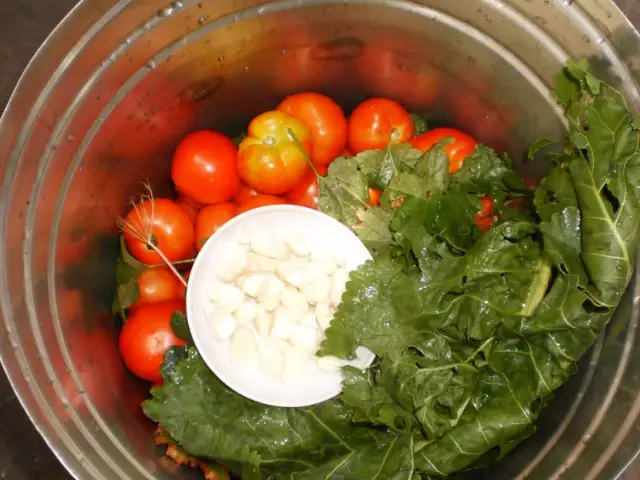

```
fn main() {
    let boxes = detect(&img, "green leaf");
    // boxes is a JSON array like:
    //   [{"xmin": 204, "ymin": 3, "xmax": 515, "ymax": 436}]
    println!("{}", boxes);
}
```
[
  {"xmin": 111, "ymin": 236, "xmax": 146, "ymax": 317},
  {"xmin": 415, "ymin": 147, "xmax": 450, "ymax": 195},
  {"xmin": 386, "ymin": 146, "xmax": 450, "ymax": 198},
  {"xmin": 319, "ymin": 260, "xmax": 425, "ymax": 359},
  {"xmin": 451, "ymin": 145, "xmax": 528, "ymax": 194},
  {"xmin": 170, "ymin": 311, "xmax": 193, "ymax": 345},
  {"xmin": 410, "ymin": 112, "xmax": 429, "ymax": 136},
  {"xmin": 319, "ymin": 145, "xmax": 424, "ymax": 250},
  {"xmin": 161, "ymin": 346, "xmax": 189, "ymax": 380},
  {"xmin": 352, "ymin": 206, "xmax": 394, "ymax": 253},
  {"xmin": 340, "ymin": 365, "xmax": 414, "ymax": 431},
  {"xmin": 352, "ymin": 150, "xmax": 387, "ymax": 188},
  {"xmin": 361, "ymin": 145, "xmax": 424, "ymax": 190},
  {"xmin": 502, "ymin": 273, "xmax": 610, "ymax": 337},
  {"xmin": 538, "ymin": 207, "xmax": 588, "ymax": 284},
  {"xmin": 276, "ymin": 432, "xmax": 417, "ymax": 480},
  {"xmin": 560, "ymin": 62, "xmax": 640, "ymax": 306},
  {"xmin": 319, "ymin": 156, "xmax": 369, "ymax": 226},
  {"xmin": 392, "ymin": 194, "xmax": 480, "ymax": 254},
  {"xmin": 144, "ymin": 348, "xmax": 417, "ymax": 479},
  {"xmin": 379, "ymin": 346, "xmax": 479, "ymax": 440},
  {"xmin": 527, "ymin": 137, "xmax": 556, "ymax": 161},
  {"xmin": 554, "ymin": 63, "xmax": 581, "ymax": 107},
  {"xmin": 534, "ymin": 163, "xmax": 578, "ymax": 222}
]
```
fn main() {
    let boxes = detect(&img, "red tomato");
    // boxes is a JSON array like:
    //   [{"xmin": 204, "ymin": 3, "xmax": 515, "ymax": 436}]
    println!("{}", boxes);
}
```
[
  {"xmin": 475, "ymin": 216, "xmax": 495, "ymax": 232},
  {"xmin": 175, "ymin": 196, "xmax": 200, "ymax": 224},
  {"xmin": 479, "ymin": 196, "xmax": 494, "ymax": 217},
  {"xmin": 286, "ymin": 166, "xmax": 328, "ymax": 210},
  {"xmin": 277, "ymin": 92, "xmax": 348, "ymax": 168},
  {"xmin": 171, "ymin": 131, "xmax": 240, "ymax": 205},
  {"xmin": 233, "ymin": 184, "xmax": 259, "ymax": 205},
  {"xmin": 348, "ymin": 98, "xmax": 414, "ymax": 154},
  {"xmin": 237, "ymin": 194, "xmax": 286, "ymax": 215},
  {"xmin": 194, "ymin": 202, "xmax": 238, "ymax": 250},
  {"xmin": 368, "ymin": 188, "xmax": 382, "ymax": 207},
  {"xmin": 130, "ymin": 268, "xmax": 185, "ymax": 309},
  {"xmin": 341, "ymin": 149, "xmax": 352, "ymax": 158},
  {"xmin": 413, "ymin": 128, "xmax": 478, "ymax": 174},
  {"xmin": 238, "ymin": 111, "xmax": 312, "ymax": 195},
  {"xmin": 122, "ymin": 198, "xmax": 195, "ymax": 264},
  {"xmin": 522, "ymin": 174, "xmax": 539, "ymax": 191},
  {"xmin": 118, "ymin": 300, "xmax": 185, "ymax": 383},
  {"xmin": 474, "ymin": 196, "xmax": 495, "ymax": 232}
]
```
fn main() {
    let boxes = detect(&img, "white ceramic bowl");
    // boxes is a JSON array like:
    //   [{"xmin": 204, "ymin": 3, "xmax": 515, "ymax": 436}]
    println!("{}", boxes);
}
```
[{"xmin": 186, "ymin": 205, "xmax": 375, "ymax": 407}]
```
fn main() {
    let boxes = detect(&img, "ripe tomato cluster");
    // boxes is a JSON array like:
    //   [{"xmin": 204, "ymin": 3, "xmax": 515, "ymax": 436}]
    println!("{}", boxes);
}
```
[{"xmin": 116, "ymin": 92, "xmax": 483, "ymax": 385}]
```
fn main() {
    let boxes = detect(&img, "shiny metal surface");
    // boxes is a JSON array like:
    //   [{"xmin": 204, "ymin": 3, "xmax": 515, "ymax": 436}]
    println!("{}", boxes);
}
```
[{"xmin": 0, "ymin": 1, "xmax": 639, "ymax": 479}]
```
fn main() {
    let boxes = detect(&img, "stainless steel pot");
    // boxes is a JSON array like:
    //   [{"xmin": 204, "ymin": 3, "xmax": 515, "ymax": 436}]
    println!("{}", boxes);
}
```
[{"xmin": 1, "ymin": 0, "xmax": 639, "ymax": 478}]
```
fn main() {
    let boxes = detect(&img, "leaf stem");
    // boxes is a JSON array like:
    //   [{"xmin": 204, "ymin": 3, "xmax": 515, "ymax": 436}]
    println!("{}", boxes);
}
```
[
  {"xmin": 464, "ymin": 337, "xmax": 494, "ymax": 364},
  {"xmin": 147, "ymin": 258, "xmax": 195, "ymax": 269},
  {"xmin": 149, "ymin": 246, "xmax": 189, "ymax": 288},
  {"xmin": 117, "ymin": 184, "xmax": 189, "ymax": 288},
  {"xmin": 287, "ymin": 128, "xmax": 323, "ymax": 180}
]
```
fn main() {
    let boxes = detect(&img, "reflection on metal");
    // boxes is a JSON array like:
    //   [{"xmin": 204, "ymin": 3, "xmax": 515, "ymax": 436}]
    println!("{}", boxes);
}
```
[{"xmin": 0, "ymin": 0, "xmax": 639, "ymax": 479}]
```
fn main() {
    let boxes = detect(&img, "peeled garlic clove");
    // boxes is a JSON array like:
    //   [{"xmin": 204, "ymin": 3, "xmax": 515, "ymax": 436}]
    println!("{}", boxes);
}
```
[
  {"xmin": 276, "ymin": 261, "xmax": 307, "ymax": 289},
  {"xmin": 282, "ymin": 346, "xmax": 311, "ymax": 385},
  {"xmin": 234, "ymin": 299, "xmax": 260, "ymax": 326},
  {"xmin": 315, "ymin": 303, "xmax": 334, "ymax": 331},
  {"xmin": 330, "ymin": 269, "xmax": 349, "ymax": 308},
  {"xmin": 301, "ymin": 311, "xmax": 318, "ymax": 328},
  {"xmin": 284, "ymin": 231, "xmax": 310, "ymax": 257},
  {"xmin": 270, "ymin": 307, "xmax": 295, "ymax": 340},
  {"xmin": 333, "ymin": 253, "xmax": 346, "ymax": 268},
  {"xmin": 301, "ymin": 274, "xmax": 332, "ymax": 305},
  {"xmin": 210, "ymin": 283, "xmax": 245, "ymax": 312},
  {"xmin": 310, "ymin": 249, "xmax": 336, "ymax": 267},
  {"xmin": 316, "ymin": 355, "xmax": 343, "ymax": 374},
  {"xmin": 290, "ymin": 325, "xmax": 320, "ymax": 351},
  {"xmin": 208, "ymin": 306, "xmax": 237, "ymax": 341},
  {"xmin": 250, "ymin": 234, "xmax": 288, "ymax": 259},
  {"xmin": 281, "ymin": 286, "xmax": 308, "ymax": 315},
  {"xmin": 263, "ymin": 296, "xmax": 280, "ymax": 312},
  {"xmin": 237, "ymin": 272, "xmax": 266, "ymax": 298},
  {"xmin": 259, "ymin": 339, "xmax": 285, "ymax": 379},
  {"xmin": 258, "ymin": 276, "xmax": 285, "ymax": 303},
  {"xmin": 249, "ymin": 252, "xmax": 278, "ymax": 273},
  {"xmin": 215, "ymin": 243, "xmax": 249, "ymax": 282},
  {"xmin": 254, "ymin": 309, "xmax": 273, "ymax": 337},
  {"xmin": 229, "ymin": 328, "xmax": 258, "ymax": 366},
  {"xmin": 306, "ymin": 262, "xmax": 329, "ymax": 280},
  {"xmin": 284, "ymin": 270, "xmax": 306, "ymax": 289},
  {"xmin": 236, "ymin": 228, "xmax": 251, "ymax": 245}
]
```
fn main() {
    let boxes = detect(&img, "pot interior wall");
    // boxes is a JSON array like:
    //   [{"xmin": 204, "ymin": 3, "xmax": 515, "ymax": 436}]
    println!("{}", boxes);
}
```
[{"xmin": 2, "ymin": 1, "xmax": 639, "ymax": 479}]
